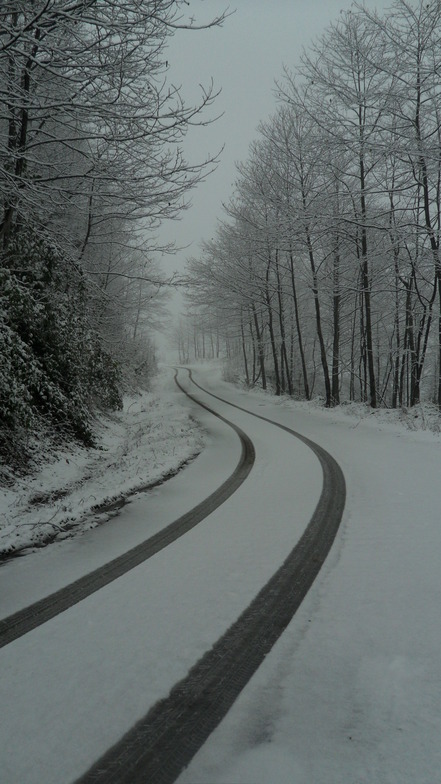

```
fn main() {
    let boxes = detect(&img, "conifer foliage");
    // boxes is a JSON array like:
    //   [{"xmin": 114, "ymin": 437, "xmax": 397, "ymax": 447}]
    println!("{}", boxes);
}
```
[{"xmin": 0, "ymin": 230, "xmax": 121, "ymax": 467}]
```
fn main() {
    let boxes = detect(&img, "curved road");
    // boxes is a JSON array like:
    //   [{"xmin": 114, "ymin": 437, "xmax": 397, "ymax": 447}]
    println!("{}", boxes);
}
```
[
  {"xmin": 0, "ymin": 368, "xmax": 345, "ymax": 784},
  {"xmin": 0, "ymin": 372, "xmax": 255, "ymax": 649},
  {"xmin": 75, "ymin": 369, "xmax": 346, "ymax": 784}
]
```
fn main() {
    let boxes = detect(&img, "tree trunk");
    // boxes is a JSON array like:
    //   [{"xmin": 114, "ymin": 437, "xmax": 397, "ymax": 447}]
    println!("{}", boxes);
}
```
[
  {"xmin": 240, "ymin": 312, "xmax": 250, "ymax": 385},
  {"xmin": 306, "ymin": 231, "xmax": 331, "ymax": 405},
  {"xmin": 275, "ymin": 249, "xmax": 292, "ymax": 395},
  {"xmin": 331, "ymin": 241, "xmax": 340, "ymax": 405},
  {"xmin": 288, "ymin": 249, "xmax": 310, "ymax": 399},
  {"xmin": 359, "ymin": 151, "xmax": 377, "ymax": 408},
  {"xmin": 251, "ymin": 303, "xmax": 267, "ymax": 390},
  {"xmin": 265, "ymin": 260, "xmax": 281, "ymax": 395}
]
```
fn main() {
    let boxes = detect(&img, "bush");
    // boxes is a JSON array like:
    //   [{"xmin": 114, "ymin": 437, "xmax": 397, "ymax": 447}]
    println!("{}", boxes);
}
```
[{"xmin": 0, "ymin": 230, "xmax": 122, "ymax": 467}]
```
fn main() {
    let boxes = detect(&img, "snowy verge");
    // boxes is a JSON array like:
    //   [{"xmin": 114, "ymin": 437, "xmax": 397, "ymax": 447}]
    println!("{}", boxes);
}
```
[
  {"xmin": 0, "ymin": 370, "xmax": 205, "ymax": 559},
  {"xmin": 220, "ymin": 363, "xmax": 441, "ymax": 437}
]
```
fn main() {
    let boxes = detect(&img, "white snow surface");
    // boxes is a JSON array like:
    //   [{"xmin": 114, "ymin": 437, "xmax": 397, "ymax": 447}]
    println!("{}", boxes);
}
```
[
  {"xmin": 0, "ymin": 370, "xmax": 205, "ymax": 558},
  {"xmin": 1, "ymin": 363, "xmax": 440, "ymax": 784}
]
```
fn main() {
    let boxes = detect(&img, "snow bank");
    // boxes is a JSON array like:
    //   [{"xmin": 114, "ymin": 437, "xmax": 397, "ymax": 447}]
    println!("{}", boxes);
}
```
[{"xmin": 0, "ymin": 370, "xmax": 205, "ymax": 558}]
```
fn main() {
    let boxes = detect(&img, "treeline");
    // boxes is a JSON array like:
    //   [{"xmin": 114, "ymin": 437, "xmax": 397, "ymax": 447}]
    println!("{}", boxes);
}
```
[
  {"xmin": 0, "ymin": 1, "xmax": 224, "ymax": 470},
  {"xmin": 186, "ymin": 0, "xmax": 441, "ymax": 408}
]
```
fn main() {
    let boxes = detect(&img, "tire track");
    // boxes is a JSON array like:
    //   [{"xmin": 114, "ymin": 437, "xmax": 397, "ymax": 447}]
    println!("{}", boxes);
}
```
[
  {"xmin": 74, "ymin": 370, "xmax": 346, "ymax": 784},
  {"xmin": 0, "ymin": 371, "xmax": 255, "ymax": 649}
]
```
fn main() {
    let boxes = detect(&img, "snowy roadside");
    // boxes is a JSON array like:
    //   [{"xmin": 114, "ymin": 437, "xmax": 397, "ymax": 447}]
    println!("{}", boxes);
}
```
[
  {"xmin": 223, "ymin": 365, "xmax": 441, "ymax": 437},
  {"xmin": 0, "ymin": 370, "xmax": 205, "ymax": 559}
]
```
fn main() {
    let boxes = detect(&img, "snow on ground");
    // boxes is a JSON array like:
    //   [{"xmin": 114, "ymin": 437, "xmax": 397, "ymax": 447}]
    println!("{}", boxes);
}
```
[
  {"xmin": 177, "ymin": 365, "xmax": 441, "ymax": 784},
  {"xmin": 1, "ymin": 362, "xmax": 441, "ymax": 784},
  {"xmin": 0, "ymin": 369, "xmax": 205, "ymax": 558},
  {"xmin": 0, "ymin": 366, "xmax": 324, "ymax": 784}
]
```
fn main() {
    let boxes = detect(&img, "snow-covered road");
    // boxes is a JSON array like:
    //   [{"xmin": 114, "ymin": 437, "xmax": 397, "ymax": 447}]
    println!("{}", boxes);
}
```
[
  {"xmin": 178, "ymin": 370, "xmax": 441, "ymax": 784},
  {"xmin": 1, "ymin": 367, "xmax": 326, "ymax": 784},
  {"xmin": 2, "ymin": 365, "xmax": 440, "ymax": 784}
]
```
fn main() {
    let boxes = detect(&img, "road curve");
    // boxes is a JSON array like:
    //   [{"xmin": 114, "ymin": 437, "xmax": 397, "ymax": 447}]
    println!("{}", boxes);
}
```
[
  {"xmin": 0, "ymin": 371, "xmax": 255, "ymax": 649},
  {"xmin": 74, "ymin": 370, "xmax": 346, "ymax": 784}
]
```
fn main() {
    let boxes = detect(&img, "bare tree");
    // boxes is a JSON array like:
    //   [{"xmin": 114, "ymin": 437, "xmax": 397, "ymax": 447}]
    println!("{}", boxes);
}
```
[{"xmin": 0, "ymin": 0, "xmax": 227, "ymax": 250}]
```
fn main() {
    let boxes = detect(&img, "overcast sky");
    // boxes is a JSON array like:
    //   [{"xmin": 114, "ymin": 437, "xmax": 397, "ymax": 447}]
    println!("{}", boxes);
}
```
[{"xmin": 158, "ymin": 0, "xmax": 392, "ymax": 291}]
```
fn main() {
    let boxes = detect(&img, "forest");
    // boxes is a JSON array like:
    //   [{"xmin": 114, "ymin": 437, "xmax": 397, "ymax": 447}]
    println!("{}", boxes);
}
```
[
  {"xmin": 3, "ymin": 0, "xmax": 441, "ymax": 476},
  {"xmin": 0, "ymin": 0, "xmax": 224, "ymax": 472},
  {"xmin": 184, "ymin": 0, "xmax": 441, "ymax": 410}
]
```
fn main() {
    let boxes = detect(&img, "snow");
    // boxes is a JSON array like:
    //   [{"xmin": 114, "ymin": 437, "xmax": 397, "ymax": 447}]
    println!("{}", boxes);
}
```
[
  {"xmin": 177, "ymin": 367, "xmax": 441, "ymax": 784},
  {"xmin": 0, "ymin": 366, "xmax": 323, "ymax": 784},
  {"xmin": 1, "ymin": 363, "xmax": 441, "ymax": 784},
  {"xmin": 0, "ymin": 370, "xmax": 205, "ymax": 558}
]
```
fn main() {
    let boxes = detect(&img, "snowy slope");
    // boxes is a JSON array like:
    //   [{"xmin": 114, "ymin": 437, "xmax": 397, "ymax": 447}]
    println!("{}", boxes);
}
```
[{"xmin": 0, "ymin": 370, "xmax": 205, "ymax": 558}]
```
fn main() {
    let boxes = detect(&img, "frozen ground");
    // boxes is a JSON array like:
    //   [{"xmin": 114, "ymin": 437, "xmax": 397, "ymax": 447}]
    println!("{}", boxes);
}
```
[
  {"xmin": 1, "ymin": 362, "xmax": 440, "ymax": 784},
  {"xmin": 0, "ymin": 369, "xmax": 205, "ymax": 558}
]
